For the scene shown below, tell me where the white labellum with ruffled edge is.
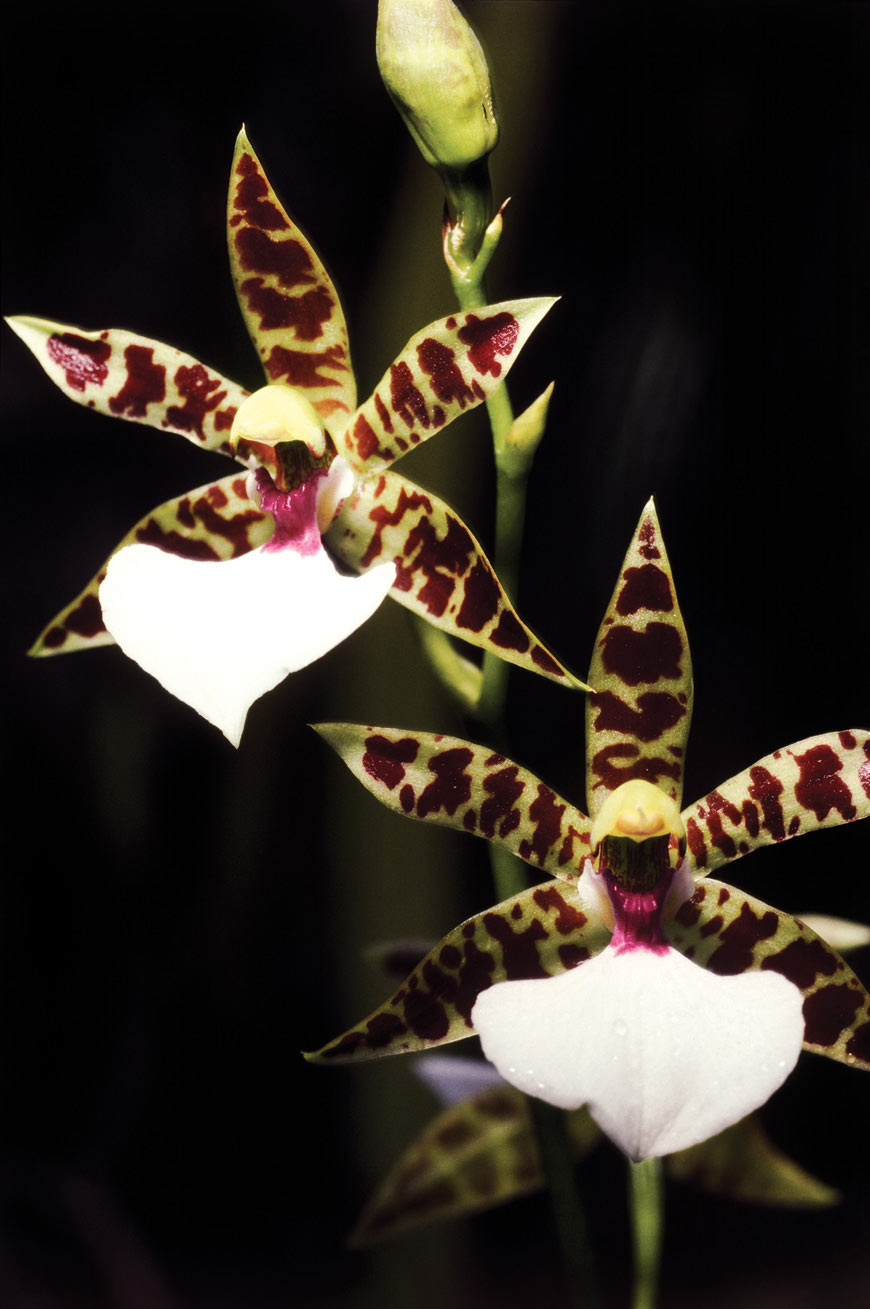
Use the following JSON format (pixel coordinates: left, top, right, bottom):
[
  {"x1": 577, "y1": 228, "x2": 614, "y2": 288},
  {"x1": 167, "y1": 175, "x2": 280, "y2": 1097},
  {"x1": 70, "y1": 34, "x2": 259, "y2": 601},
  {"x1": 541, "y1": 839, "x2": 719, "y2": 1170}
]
[{"x1": 100, "y1": 452, "x2": 394, "y2": 747}]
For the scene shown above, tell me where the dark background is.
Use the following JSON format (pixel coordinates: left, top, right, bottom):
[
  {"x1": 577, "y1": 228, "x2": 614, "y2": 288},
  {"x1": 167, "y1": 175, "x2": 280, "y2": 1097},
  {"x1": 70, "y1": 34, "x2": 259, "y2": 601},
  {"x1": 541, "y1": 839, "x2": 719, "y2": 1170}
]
[{"x1": 2, "y1": 2, "x2": 868, "y2": 1305}]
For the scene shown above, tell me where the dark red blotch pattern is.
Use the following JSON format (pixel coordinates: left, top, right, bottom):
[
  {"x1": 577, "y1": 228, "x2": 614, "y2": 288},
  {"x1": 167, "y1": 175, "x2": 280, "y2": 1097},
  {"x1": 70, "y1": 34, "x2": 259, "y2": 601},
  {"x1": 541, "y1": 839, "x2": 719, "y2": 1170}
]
[
  {"x1": 588, "y1": 512, "x2": 688, "y2": 801},
  {"x1": 686, "y1": 735, "x2": 869, "y2": 871},
  {"x1": 346, "y1": 311, "x2": 517, "y2": 466},
  {"x1": 315, "y1": 883, "x2": 591, "y2": 1060},
  {"x1": 359, "y1": 733, "x2": 590, "y2": 876},
  {"x1": 46, "y1": 331, "x2": 238, "y2": 446},
  {"x1": 344, "y1": 478, "x2": 564, "y2": 674},
  {"x1": 229, "y1": 150, "x2": 347, "y2": 397}
]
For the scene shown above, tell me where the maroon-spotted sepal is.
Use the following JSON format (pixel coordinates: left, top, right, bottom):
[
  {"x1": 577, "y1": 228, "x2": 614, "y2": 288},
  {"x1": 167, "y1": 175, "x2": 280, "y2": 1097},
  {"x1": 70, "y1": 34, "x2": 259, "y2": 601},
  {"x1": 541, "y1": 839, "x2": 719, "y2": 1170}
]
[
  {"x1": 327, "y1": 470, "x2": 586, "y2": 688},
  {"x1": 314, "y1": 723, "x2": 593, "y2": 881},
  {"x1": 341, "y1": 299, "x2": 556, "y2": 472},
  {"x1": 585, "y1": 498, "x2": 693, "y2": 817},
  {"x1": 6, "y1": 317, "x2": 246, "y2": 455},
  {"x1": 227, "y1": 129, "x2": 355, "y2": 435},
  {"x1": 682, "y1": 730, "x2": 870, "y2": 876},
  {"x1": 304, "y1": 880, "x2": 610, "y2": 1063},
  {"x1": 351, "y1": 1083, "x2": 600, "y2": 1244}
]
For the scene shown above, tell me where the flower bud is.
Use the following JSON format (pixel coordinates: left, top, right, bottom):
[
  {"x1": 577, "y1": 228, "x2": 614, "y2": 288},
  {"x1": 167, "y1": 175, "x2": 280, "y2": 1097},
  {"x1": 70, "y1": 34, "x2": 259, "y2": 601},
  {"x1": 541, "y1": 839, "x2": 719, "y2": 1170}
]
[{"x1": 377, "y1": 0, "x2": 498, "y2": 172}]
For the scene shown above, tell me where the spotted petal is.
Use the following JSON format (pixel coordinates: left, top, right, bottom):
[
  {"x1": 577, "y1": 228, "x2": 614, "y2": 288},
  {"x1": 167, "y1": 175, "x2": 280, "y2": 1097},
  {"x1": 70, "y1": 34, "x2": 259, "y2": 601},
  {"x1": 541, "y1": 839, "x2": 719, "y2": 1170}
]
[
  {"x1": 314, "y1": 724, "x2": 592, "y2": 882},
  {"x1": 227, "y1": 129, "x2": 355, "y2": 436},
  {"x1": 100, "y1": 540, "x2": 395, "y2": 747},
  {"x1": 667, "y1": 878, "x2": 870, "y2": 1069},
  {"x1": 30, "y1": 472, "x2": 272, "y2": 656},
  {"x1": 327, "y1": 470, "x2": 585, "y2": 688},
  {"x1": 305, "y1": 880, "x2": 610, "y2": 1063},
  {"x1": 6, "y1": 316, "x2": 245, "y2": 455},
  {"x1": 472, "y1": 944, "x2": 804, "y2": 1160},
  {"x1": 585, "y1": 498, "x2": 693, "y2": 816},
  {"x1": 682, "y1": 730, "x2": 870, "y2": 875},
  {"x1": 352, "y1": 1082, "x2": 599, "y2": 1245},
  {"x1": 340, "y1": 299, "x2": 557, "y2": 471}
]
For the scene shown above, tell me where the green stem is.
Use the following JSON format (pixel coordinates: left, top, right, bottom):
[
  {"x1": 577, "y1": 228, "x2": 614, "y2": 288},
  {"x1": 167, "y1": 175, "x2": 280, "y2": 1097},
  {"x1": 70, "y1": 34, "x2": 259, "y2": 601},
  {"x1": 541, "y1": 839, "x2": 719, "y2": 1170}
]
[
  {"x1": 447, "y1": 219, "x2": 532, "y2": 739},
  {"x1": 529, "y1": 1100, "x2": 601, "y2": 1309},
  {"x1": 475, "y1": 461, "x2": 528, "y2": 727},
  {"x1": 442, "y1": 183, "x2": 598, "y2": 1308},
  {"x1": 628, "y1": 1157, "x2": 664, "y2": 1309}
]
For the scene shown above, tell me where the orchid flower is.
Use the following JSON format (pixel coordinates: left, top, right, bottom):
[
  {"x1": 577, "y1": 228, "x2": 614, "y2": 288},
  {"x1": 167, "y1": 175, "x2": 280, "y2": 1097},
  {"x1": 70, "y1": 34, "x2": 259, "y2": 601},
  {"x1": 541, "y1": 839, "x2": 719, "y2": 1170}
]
[
  {"x1": 308, "y1": 500, "x2": 870, "y2": 1160},
  {"x1": 8, "y1": 130, "x2": 580, "y2": 745}
]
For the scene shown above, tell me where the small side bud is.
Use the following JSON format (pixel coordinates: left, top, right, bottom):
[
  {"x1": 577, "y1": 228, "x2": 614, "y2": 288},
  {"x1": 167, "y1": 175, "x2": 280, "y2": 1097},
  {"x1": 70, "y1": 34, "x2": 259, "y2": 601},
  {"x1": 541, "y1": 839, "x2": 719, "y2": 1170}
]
[
  {"x1": 377, "y1": 0, "x2": 498, "y2": 172},
  {"x1": 501, "y1": 381, "x2": 555, "y2": 476}
]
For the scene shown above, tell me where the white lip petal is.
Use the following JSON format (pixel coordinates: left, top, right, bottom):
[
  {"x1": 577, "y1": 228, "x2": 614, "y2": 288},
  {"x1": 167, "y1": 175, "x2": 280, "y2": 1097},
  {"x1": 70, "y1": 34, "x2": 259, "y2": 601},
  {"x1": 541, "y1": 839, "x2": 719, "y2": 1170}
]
[
  {"x1": 100, "y1": 542, "x2": 395, "y2": 746},
  {"x1": 472, "y1": 946, "x2": 805, "y2": 1161}
]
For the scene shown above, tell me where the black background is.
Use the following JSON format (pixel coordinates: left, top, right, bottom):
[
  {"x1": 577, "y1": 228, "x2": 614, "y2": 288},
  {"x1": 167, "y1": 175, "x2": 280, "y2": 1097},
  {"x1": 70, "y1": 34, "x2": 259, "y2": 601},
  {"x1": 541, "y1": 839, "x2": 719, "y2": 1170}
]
[{"x1": 2, "y1": 3, "x2": 868, "y2": 1306}]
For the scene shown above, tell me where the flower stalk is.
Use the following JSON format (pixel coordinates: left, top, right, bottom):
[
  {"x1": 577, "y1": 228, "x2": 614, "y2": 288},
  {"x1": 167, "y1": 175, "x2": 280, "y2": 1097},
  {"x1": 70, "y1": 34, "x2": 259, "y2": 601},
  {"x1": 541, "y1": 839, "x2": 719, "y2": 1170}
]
[{"x1": 628, "y1": 1157, "x2": 664, "y2": 1309}]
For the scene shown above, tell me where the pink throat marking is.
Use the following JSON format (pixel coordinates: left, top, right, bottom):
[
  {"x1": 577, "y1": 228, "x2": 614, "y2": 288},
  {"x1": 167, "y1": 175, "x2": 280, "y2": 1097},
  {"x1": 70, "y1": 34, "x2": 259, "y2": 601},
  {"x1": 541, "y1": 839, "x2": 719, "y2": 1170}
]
[
  {"x1": 604, "y1": 871, "x2": 672, "y2": 955},
  {"x1": 256, "y1": 466, "x2": 326, "y2": 557}
]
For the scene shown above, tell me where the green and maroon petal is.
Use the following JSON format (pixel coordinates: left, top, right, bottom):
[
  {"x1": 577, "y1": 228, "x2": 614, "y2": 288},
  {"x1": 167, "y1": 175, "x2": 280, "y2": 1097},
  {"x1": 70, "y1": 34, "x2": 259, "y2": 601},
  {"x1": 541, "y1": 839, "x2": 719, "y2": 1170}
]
[
  {"x1": 227, "y1": 130, "x2": 355, "y2": 436},
  {"x1": 352, "y1": 1086, "x2": 599, "y2": 1244},
  {"x1": 314, "y1": 724, "x2": 593, "y2": 882},
  {"x1": 341, "y1": 299, "x2": 557, "y2": 471},
  {"x1": 681, "y1": 730, "x2": 870, "y2": 876},
  {"x1": 666, "y1": 1117, "x2": 838, "y2": 1208},
  {"x1": 666, "y1": 878, "x2": 870, "y2": 1069},
  {"x1": 327, "y1": 468, "x2": 584, "y2": 688},
  {"x1": 30, "y1": 472, "x2": 272, "y2": 656},
  {"x1": 6, "y1": 316, "x2": 245, "y2": 455},
  {"x1": 585, "y1": 498, "x2": 693, "y2": 817},
  {"x1": 305, "y1": 880, "x2": 610, "y2": 1062}
]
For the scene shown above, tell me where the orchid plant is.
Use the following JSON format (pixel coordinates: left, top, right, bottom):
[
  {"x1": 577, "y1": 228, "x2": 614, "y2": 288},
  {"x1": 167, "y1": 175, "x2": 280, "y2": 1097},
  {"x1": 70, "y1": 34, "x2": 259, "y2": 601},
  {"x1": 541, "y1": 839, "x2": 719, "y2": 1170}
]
[
  {"x1": 308, "y1": 499, "x2": 870, "y2": 1160},
  {"x1": 8, "y1": 130, "x2": 581, "y2": 745}
]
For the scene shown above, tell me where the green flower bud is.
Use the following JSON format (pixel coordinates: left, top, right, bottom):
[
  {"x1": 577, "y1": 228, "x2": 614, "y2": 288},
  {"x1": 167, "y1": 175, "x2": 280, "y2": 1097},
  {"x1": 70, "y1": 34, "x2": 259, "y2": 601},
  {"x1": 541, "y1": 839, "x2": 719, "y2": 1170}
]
[
  {"x1": 377, "y1": 0, "x2": 499, "y2": 172},
  {"x1": 499, "y1": 382, "x2": 553, "y2": 476}
]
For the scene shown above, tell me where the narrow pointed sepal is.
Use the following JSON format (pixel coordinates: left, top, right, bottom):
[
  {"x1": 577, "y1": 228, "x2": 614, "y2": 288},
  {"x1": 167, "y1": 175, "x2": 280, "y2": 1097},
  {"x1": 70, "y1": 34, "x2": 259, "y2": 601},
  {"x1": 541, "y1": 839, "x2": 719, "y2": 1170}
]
[
  {"x1": 313, "y1": 724, "x2": 592, "y2": 881},
  {"x1": 100, "y1": 542, "x2": 395, "y2": 746},
  {"x1": 328, "y1": 469, "x2": 586, "y2": 688},
  {"x1": 6, "y1": 316, "x2": 245, "y2": 454},
  {"x1": 585, "y1": 498, "x2": 693, "y2": 816},
  {"x1": 667, "y1": 1116, "x2": 839, "y2": 1209},
  {"x1": 227, "y1": 130, "x2": 355, "y2": 434},
  {"x1": 667, "y1": 878, "x2": 870, "y2": 1069},
  {"x1": 682, "y1": 730, "x2": 870, "y2": 875},
  {"x1": 305, "y1": 881, "x2": 610, "y2": 1062},
  {"x1": 30, "y1": 473, "x2": 273, "y2": 656},
  {"x1": 472, "y1": 944, "x2": 804, "y2": 1160},
  {"x1": 341, "y1": 298, "x2": 558, "y2": 471},
  {"x1": 351, "y1": 1083, "x2": 599, "y2": 1245}
]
